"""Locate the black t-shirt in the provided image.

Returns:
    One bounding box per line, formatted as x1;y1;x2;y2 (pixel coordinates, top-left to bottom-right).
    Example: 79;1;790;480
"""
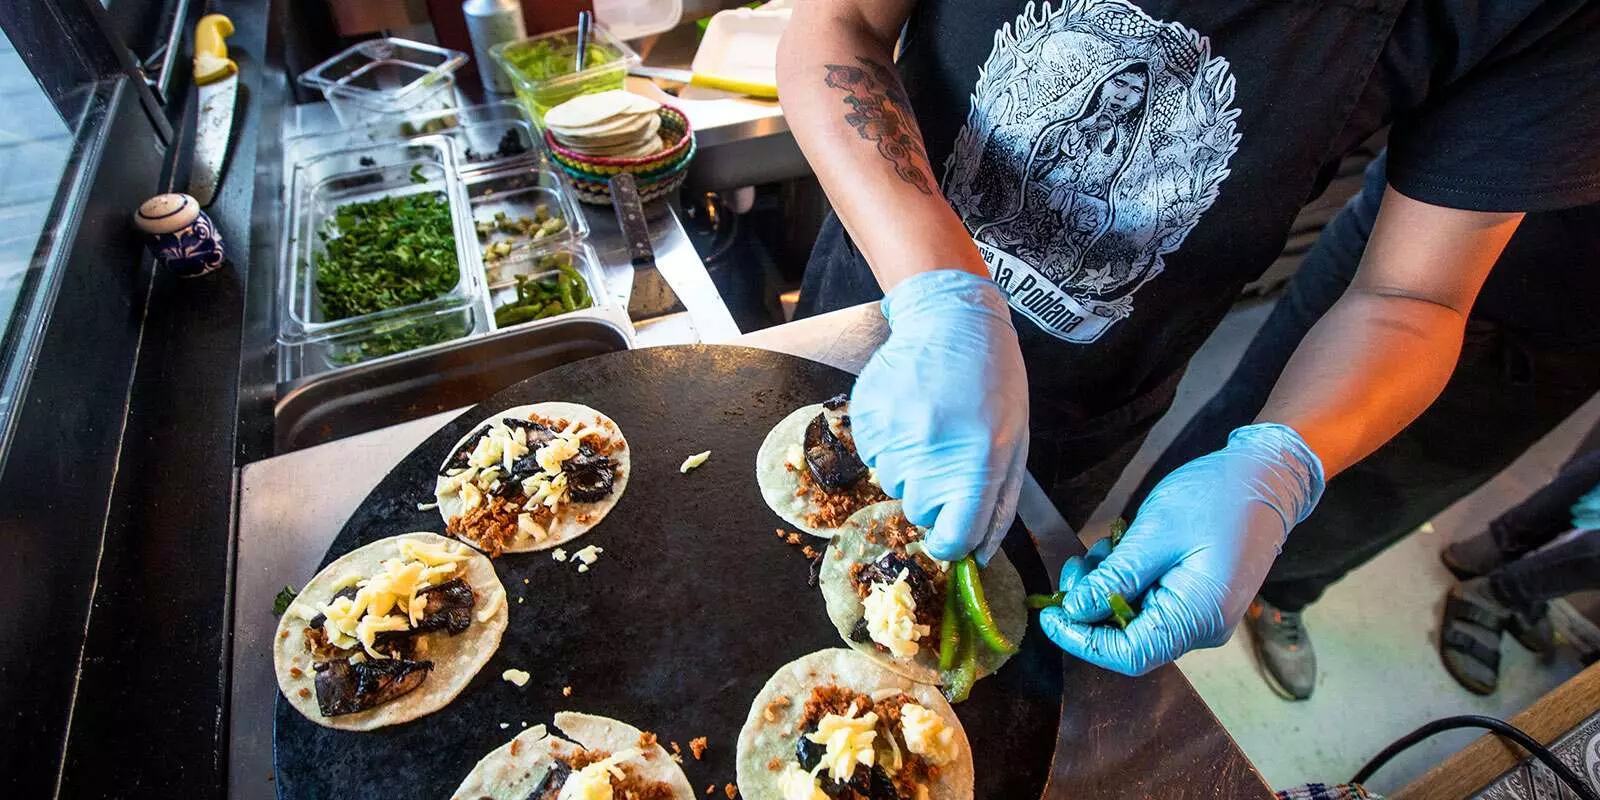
799;0;1600;439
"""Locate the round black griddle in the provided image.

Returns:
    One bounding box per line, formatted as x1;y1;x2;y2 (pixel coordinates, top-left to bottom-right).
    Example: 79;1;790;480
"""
273;345;1063;798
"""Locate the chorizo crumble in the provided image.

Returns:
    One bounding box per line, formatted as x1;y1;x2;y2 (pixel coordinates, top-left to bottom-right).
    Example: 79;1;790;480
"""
862;512;922;550
556;749;676;800
787;460;887;530
801;685;874;728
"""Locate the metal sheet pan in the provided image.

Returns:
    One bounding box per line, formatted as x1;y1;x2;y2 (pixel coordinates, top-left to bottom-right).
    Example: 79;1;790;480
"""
274;316;631;452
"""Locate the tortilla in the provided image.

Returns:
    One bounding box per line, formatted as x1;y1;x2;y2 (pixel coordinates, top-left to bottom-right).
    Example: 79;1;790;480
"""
736;648;975;800
549;109;659;143
543;90;639;128
820;501;1028;685
451;711;694;800
272;532;509;730
755;402;886;538
435;402;630;554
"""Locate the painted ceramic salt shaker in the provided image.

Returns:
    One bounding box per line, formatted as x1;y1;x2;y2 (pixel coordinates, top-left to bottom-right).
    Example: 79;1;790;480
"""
134;192;225;277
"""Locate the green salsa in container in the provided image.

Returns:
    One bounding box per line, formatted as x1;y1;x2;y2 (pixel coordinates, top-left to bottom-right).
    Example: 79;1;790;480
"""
491;25;642;120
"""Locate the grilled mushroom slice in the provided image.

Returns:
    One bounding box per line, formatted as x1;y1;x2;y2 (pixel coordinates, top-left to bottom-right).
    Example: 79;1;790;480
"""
312;657;433;716
562;445;616;502
804;396;868;489
525;760;573;800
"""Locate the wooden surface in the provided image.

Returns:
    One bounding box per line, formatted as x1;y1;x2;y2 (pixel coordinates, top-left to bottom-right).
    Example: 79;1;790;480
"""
1394;661;1600;800
1055;658;1272;798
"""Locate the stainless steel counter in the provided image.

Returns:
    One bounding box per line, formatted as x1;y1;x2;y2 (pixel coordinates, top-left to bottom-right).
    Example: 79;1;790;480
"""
228;303;1085;797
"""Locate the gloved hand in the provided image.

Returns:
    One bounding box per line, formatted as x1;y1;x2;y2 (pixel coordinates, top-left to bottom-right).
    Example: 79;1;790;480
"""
1040;423;1325;675
1572;482;1600;531
851;269;1029;565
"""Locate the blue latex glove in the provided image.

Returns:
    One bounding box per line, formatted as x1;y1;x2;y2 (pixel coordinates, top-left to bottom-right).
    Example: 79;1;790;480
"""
1040;423;1325;675
1572;482;1600;531
850;269;1029;565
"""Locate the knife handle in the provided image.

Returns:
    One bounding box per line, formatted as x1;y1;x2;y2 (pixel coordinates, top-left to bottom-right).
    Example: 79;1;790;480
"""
194;14;237;86
609;174;655;268
690;73;779;99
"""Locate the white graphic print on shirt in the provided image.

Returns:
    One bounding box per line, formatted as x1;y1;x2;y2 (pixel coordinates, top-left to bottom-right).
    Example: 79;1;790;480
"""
943;0;1241;343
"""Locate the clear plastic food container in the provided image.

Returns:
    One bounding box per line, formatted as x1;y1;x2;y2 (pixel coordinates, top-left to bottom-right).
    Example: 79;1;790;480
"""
592;0;682;40
465;167;589;286
298;38;467;128
487;243;610;331
491;25;642;120
279;136;487;372
282;102;544;184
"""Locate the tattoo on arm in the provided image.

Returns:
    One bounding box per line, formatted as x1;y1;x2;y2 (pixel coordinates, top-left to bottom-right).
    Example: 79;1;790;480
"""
823;57;935;195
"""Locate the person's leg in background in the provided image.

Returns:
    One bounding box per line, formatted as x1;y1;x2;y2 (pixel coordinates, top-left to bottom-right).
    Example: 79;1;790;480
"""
1491;531;1600;623
1123;152;1600;699
1444;446;1600;578
1443;526;1600;694
1436;441;1600;693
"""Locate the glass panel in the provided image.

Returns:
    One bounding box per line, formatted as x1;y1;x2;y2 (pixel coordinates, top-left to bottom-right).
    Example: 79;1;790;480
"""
0;37;75;330
0;27;116;434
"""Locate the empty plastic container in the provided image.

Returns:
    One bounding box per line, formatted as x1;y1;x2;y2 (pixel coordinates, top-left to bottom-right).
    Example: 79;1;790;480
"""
298;38;468;128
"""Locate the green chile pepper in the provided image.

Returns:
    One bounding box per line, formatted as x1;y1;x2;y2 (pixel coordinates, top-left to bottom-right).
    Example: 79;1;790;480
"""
941;617;979;703
1108;593;1137;629
938;580;961;671
955;557;1018;656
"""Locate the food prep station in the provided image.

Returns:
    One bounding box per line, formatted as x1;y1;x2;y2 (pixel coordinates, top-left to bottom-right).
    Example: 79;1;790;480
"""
176;5;1270;797
260;36;743;450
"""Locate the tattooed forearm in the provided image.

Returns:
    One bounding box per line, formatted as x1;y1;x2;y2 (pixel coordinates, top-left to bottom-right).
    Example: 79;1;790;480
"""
823;57;934;195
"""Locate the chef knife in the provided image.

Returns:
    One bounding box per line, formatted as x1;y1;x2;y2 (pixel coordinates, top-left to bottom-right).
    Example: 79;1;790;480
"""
609;174;686;322
628;65;778;99
188;14;238;207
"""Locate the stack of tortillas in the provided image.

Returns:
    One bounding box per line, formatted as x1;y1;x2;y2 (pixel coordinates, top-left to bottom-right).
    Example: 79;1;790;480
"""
544;90;665;159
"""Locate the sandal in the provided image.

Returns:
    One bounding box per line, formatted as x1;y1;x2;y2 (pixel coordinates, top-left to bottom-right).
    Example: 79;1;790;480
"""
1440;578;1509;695
1506;602;1557;656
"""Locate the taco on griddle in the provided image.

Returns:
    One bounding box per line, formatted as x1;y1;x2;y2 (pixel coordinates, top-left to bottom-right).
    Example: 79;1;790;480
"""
436;401;630;556
737;648;974;800
756;395;888;538
820;502;1027;687
273;532;508;730
451;711;694;800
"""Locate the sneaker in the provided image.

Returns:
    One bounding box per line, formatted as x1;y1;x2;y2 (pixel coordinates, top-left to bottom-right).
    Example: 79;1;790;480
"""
1248;598;1316;701
1441;530;1508;580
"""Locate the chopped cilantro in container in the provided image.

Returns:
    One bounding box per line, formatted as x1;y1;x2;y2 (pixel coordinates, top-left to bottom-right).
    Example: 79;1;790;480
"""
313;191;460;322
329;314;474;366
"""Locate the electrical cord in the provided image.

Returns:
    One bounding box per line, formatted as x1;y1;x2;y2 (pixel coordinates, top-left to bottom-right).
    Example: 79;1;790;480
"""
1352;714;1598;800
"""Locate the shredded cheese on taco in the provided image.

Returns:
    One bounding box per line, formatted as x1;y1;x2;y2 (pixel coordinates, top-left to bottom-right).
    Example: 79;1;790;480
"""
805;708;877;783
862;569;930;658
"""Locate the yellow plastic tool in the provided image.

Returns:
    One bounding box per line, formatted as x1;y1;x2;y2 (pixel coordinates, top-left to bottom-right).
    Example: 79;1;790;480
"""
193;14;237;86
629;66;778;100
685;72;777;99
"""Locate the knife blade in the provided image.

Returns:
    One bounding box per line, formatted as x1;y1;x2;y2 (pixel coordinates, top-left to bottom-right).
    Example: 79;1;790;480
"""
188;14;238;207
609;174;686;322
